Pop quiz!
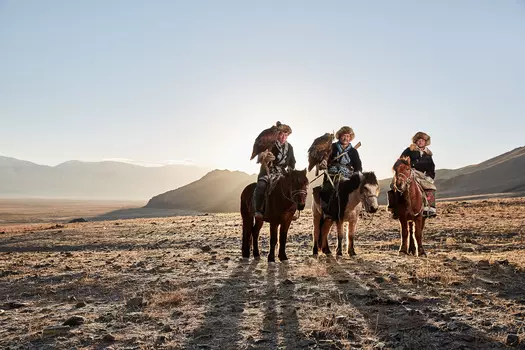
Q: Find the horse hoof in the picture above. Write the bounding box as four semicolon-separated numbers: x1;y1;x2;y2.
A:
279;255;288;261
348;251;357;257
398;250;408;256
253;255;261;260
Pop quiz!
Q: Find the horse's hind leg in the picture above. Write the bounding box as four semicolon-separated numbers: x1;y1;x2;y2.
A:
312;209;322;256
321;219;333;255
414;217;426;257
335;221;344;256
346;210;359;256
252;220;264;258
268;223;279;263
278;220;292;261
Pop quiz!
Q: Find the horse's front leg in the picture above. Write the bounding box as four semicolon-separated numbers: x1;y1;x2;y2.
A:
408;221;416;255
335;221;344;256
346;210;359;256
398;216;409;255
278;219;292;261
320;218;333;255
252;220;264;259
268;223;279;262
241;216;252;259
414;217;426;257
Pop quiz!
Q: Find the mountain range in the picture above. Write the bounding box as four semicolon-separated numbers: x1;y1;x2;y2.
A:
147;146;525;212
0;156;210;200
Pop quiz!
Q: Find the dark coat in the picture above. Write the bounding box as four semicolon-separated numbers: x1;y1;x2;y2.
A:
327;142;362;173
257;142;296;178
400;145;435;179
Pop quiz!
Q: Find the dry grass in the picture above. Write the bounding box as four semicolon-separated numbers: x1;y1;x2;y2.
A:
1;197;525;349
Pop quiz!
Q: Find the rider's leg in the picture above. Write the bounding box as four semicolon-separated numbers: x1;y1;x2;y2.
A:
425;190;437;217
253;179;267;219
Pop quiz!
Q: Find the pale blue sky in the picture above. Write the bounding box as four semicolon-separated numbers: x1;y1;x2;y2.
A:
1;0;524;179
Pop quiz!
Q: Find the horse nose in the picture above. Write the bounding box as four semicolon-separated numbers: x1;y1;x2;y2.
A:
298;203;305;211
369;206;378;213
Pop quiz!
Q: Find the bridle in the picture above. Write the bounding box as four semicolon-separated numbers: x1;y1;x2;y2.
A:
394;166;424;217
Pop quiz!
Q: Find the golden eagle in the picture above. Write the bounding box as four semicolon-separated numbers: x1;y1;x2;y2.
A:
250;121;283;162
308;132;334;175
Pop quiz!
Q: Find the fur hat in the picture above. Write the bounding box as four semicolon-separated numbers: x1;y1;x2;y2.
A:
412;131;431;146
276;121;292;134
336;126;355;141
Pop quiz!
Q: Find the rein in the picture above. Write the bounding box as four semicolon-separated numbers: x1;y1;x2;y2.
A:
394;168;424;217
279;177;307;219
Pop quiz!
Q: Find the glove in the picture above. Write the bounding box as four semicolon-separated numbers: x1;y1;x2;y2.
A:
259;151;275;164
319;159;328;170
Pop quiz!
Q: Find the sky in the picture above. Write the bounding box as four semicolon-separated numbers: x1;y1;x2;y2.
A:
1;0;524;179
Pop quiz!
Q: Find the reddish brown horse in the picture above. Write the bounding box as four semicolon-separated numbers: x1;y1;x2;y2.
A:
392;157;427;257
240;169;309;262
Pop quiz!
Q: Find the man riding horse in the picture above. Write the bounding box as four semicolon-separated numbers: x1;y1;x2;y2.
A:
318;126;362;219
253;122;296;220
388;131;437;218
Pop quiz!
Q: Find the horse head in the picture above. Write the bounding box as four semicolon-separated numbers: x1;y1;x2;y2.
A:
393;156;412;193
286;169;309;211
358;172;380;213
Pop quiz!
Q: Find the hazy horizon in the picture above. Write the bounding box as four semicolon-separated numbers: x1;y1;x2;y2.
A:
2;1;524;179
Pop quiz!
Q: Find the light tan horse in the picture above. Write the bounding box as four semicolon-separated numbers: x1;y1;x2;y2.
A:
311;172;380;256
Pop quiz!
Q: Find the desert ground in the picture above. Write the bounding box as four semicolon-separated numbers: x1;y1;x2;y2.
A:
1;198;525;349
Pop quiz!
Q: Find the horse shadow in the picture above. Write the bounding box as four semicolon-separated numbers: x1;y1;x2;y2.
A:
323;255;510;349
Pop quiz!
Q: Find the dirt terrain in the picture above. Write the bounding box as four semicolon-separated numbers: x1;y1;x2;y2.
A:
1;198;525;349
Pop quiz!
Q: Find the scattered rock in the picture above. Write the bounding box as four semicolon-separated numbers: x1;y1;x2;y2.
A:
42;325;70;337
126;297;144;309
75;301;86;308
3;302;28;310
201;245;212;252
63;315;85;326
282;279;294;285
68;218;87;223
506;334;519;346
102;333;116;342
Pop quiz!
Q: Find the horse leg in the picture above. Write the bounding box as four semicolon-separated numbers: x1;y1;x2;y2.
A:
252;219;263;259
278;220;292;261
241;216;252;258
268;223;279;263
346;210;359;256
335;221;344;256
321;218;333;255
398;217;409;255
312;209;322;256
415;216;426;257
408;221;416;255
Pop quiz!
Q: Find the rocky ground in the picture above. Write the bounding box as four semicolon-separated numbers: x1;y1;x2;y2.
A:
1;198;525;349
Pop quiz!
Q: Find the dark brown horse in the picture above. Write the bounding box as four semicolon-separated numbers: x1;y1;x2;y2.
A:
240;169;309;262
392;157;427;257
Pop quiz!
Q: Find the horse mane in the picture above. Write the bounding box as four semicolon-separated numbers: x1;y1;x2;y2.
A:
393;157;410;171
360;171;378;186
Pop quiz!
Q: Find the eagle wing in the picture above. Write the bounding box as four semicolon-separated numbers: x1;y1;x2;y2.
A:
308;132;334;172
250;125;279;161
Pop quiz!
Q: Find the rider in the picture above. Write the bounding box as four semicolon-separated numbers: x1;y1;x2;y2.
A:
318;126;362;218
253;122;296;220
387;131;437;218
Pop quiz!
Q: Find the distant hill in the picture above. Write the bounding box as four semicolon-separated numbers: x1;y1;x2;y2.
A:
378;147;525;204
0;156;210;200
148;147;525;213
145;170;256;212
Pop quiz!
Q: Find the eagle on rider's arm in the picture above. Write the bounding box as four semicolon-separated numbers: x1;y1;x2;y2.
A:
308;132;334;175
250;121;282;163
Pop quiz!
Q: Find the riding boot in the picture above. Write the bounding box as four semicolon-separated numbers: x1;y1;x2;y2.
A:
425;190;437;217
387;190;398;219
253;180;267;219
